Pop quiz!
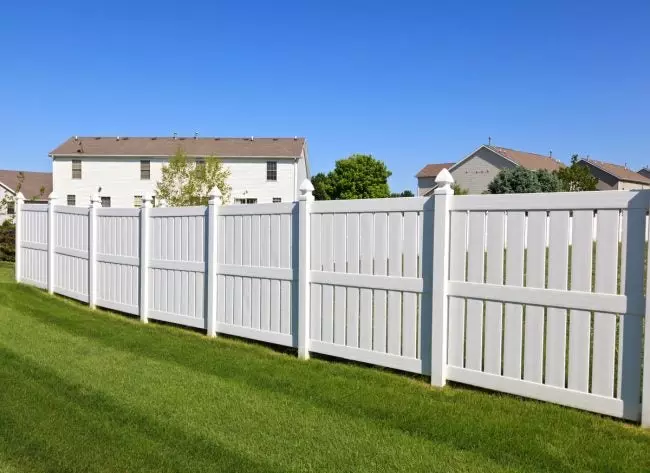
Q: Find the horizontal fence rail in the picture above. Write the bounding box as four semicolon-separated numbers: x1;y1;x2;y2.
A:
13;185;650;426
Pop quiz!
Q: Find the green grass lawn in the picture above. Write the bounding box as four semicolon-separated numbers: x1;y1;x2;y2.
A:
0;262;648;472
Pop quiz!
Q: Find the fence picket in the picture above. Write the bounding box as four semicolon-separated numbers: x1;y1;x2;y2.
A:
373;212;388;353
448;211;468;368
465;211;485;371
503;211;525;379
484;211;505;374
524;211;546;383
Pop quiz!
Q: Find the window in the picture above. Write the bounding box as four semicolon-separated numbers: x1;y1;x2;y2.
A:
6;200;14;215
67;195;76;206
195;158;205;167
72;160;82;179
266;161;277;181
101;196;111;208
140;160;150;180
234;198;258;204
272;197;282;203
134;195;143;208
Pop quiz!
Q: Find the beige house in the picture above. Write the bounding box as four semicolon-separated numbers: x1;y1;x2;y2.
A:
416;145;564;195
575;159;650;190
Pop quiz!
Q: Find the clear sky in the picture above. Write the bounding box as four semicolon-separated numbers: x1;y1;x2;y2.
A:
0;0;648;192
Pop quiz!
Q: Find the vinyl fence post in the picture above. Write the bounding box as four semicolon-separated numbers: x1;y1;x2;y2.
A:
47;192;59;294
431;169;454;387
88;193;100;308
297;179;314;359
642;203;650;427
139;193;152;323
14;192;24;283
206;187;222;337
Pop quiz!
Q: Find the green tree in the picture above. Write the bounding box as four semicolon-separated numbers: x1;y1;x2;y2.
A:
311;173;333;201
487;167;562;194
390;190;415;198
555;155;597;191
155;149;231;206
315;154;391;200
451;184;469;195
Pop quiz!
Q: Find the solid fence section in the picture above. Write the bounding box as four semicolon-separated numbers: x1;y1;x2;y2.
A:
13;182;650;426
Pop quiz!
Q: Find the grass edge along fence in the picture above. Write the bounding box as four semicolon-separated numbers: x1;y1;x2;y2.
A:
13;174;650;426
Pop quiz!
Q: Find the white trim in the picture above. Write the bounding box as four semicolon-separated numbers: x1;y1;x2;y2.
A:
446;366;632;420
50;153;303;159
310;271;424;293
149;310;206;329
219;202;295;216
447;281;643;315
54;247;89;260
97;254;139;266
310;341;424;374
54;206;89;216
22;278;47;290
150;207;206;217
96;298;139;315
450;190;650;211
219;264;294;281
150;259;205;272
22;241;48;252
54;286;89;303
97;208;140;217
216;323;294;347
311;197;432;214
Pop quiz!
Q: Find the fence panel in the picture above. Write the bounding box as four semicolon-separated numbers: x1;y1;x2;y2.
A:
53;207;89;302
96;208;140;315
215;203;297;346
149;207;206;329
20;204;48;288
447;191;649;421
308;198;432;374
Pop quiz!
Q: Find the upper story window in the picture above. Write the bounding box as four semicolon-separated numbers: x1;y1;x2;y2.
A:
266;161;277;181
101;196;111;208
272;197;282;203
234;198;257;205
6;200;14;215
67;195;76;206
134;195;143;208
140;160;150;180
72;160;82;179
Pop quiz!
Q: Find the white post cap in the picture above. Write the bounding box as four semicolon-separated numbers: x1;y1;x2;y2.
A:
48;191;59;202
208;186;222;205
299;179;314;201
142;193;153;208
434;168;454;195
90;193;101;208
15;191;25;202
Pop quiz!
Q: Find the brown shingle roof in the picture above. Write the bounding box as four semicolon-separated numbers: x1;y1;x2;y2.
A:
0;170;52;201
486;145;564;171
416;162;455;178
582;159;650;185
50;136;306;158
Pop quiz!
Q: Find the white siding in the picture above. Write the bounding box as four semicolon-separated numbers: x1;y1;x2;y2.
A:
53;156;299;207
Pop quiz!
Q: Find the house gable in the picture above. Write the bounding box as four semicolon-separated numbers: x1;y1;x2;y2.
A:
448;147;516;194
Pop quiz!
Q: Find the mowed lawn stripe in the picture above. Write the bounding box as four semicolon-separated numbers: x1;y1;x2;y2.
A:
0;263;649;472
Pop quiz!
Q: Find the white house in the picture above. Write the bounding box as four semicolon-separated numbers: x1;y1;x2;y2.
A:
49;136;310;207
0;170;52;224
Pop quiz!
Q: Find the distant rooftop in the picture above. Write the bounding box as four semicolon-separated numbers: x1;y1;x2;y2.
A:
50;136;307;158
416;162;455;178
0;170;52;200
484;145;564;171
580;158;650;185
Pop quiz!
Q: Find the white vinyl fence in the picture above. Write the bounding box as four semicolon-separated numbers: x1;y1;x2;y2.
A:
13;178;650;426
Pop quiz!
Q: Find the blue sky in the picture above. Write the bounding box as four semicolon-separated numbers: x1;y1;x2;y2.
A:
0;1;648;192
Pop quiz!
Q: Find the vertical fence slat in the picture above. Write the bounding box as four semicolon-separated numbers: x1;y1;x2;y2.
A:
484;211;505;374
592;210;619;397
465;211;485;371
321;213;334;343
359;213;374;350
448;211;467;368
402;212;418;359
524;211;546;383
618;209;644;419
333;213;347;345
545;211;570;387
346;213;360;348
503;211;525;379
387;212;403;355
310;214;322;341
568;210;594;391
373;212;388;353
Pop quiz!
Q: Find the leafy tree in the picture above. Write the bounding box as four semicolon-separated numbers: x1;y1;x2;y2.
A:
555;155;597;191
390;190;415;198
451;184;469;195
487;167;562;194
311;173;333;201
313;154;391;200
0;219;15;262
0;171;24;224
155;149;231;206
